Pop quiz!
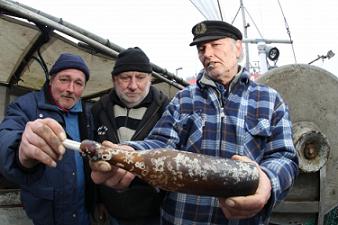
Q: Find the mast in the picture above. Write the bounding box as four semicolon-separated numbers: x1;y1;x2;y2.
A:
240;0;250;71
238;0;292;74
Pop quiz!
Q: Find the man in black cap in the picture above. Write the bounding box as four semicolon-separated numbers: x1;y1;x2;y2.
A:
91;47;169;225
0;52;95;225
90;21;298;225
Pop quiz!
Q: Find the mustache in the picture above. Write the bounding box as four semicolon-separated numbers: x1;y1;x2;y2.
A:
206;61;215;70
207;63;215;70
61;93;76;100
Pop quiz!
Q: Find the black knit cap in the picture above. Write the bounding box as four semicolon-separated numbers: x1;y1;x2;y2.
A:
190;20;243;46
49;53;90;81
111;47;152;76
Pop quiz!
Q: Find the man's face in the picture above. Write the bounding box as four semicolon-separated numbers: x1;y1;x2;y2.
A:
113;71;152;108
49;69;86;109
197;38;242;84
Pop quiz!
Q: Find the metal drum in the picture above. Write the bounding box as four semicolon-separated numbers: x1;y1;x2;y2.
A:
257;64;338;225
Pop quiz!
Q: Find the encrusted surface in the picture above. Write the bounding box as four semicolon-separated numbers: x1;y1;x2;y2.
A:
80;140;259;197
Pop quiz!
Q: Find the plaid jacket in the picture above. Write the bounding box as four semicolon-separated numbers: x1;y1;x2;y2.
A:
129;67;299;225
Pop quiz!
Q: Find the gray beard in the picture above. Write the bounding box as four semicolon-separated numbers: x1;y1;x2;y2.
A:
116;85;150;108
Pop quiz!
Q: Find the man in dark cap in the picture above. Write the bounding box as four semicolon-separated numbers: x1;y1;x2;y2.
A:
189;20;243;46
0;52;95;225
91;47;169;225
90;21;298;225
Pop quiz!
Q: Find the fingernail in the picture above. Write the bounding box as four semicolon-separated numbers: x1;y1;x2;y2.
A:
225;199;235;207
51;161;57;168
58;145;65;155
99;162;110;172
58;132;66;141
57;145;65;161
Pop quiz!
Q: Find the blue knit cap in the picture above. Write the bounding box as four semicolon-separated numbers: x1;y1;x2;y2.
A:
49;53;90;81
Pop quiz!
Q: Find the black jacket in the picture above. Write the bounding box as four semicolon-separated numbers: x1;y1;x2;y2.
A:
91;86;169;219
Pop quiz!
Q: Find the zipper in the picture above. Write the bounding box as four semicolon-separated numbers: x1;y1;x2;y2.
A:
213;88;225;157
132;105;160;139
124;108;130;128
219;95;225;157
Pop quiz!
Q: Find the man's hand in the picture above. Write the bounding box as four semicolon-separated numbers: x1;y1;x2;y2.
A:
90;141;135;190
218;155;272;219
18;118;66;168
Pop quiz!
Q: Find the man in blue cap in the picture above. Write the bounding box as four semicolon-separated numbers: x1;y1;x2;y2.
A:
0;53;95;225
90;20;299;225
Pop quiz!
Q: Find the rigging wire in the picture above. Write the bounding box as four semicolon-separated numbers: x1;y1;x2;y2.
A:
231;6;241;24
243;7;264;39
189;0;223;20
277;0;297;63
189;0;208;20
217;0;223;21
231;3;264;39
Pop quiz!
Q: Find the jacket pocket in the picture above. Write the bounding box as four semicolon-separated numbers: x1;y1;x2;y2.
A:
245;116;271;137
244;116;271;157
173;112;204;152
21;187;54;224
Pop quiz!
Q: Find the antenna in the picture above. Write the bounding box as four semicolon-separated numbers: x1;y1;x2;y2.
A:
308;50;335;65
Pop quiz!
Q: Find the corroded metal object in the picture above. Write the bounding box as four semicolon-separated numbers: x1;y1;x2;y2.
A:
293;121;330;173
258;64;338;225
80;140;260;198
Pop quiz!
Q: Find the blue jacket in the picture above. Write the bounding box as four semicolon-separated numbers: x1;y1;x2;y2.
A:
0;85;95;225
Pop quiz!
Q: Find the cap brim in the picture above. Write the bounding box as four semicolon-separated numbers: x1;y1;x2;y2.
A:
189;35;228;46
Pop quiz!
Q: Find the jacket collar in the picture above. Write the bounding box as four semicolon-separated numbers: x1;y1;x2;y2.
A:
197;65;250;92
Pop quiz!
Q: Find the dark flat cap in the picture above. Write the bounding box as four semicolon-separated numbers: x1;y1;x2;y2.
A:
190;20;243;46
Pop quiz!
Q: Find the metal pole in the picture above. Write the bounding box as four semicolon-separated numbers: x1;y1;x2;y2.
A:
0;0;188;88
308;56;322;65
257;42;268;73
244;39;292;44
239;0;250;71
175;67;183;76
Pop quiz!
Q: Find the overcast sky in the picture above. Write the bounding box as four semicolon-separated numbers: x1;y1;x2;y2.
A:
16;0;338;79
